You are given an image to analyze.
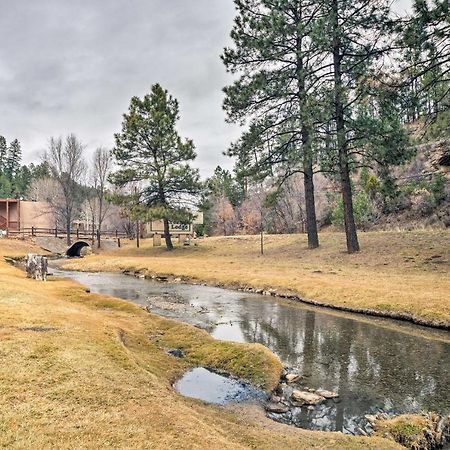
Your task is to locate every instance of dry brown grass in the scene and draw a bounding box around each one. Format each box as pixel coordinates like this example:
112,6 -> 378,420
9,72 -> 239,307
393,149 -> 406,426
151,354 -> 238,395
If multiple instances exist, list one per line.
65,230 -> 450,325
0,239 -> 399,449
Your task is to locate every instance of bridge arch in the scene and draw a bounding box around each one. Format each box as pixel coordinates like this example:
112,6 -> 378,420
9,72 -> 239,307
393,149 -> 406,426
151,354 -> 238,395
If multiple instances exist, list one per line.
66,241 -> 90,257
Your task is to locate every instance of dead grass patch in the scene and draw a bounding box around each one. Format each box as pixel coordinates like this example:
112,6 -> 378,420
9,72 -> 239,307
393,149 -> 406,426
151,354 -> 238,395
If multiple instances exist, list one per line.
0,240 -> 400,449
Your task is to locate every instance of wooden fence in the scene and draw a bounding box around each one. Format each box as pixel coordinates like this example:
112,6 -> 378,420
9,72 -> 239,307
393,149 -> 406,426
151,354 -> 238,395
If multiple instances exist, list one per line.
5,227 -> 130,240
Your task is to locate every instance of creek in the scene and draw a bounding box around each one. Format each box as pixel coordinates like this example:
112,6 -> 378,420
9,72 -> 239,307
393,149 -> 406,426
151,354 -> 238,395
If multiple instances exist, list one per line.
53,268 -> 450,435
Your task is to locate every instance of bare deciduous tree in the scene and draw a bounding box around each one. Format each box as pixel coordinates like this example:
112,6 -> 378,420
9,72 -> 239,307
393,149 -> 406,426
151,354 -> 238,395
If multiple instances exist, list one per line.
86,147 -> 113,247
210,196 -> 236,236
44,134 -> 86,245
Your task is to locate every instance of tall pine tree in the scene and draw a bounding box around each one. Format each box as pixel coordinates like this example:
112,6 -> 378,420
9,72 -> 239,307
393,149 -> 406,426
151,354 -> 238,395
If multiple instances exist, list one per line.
5,139 -> 22,180
316,0 -> 402,252
0,136 -> 7,175
110,84 -> 201,251
402,0 -> 450,118
222,0 -> 324,249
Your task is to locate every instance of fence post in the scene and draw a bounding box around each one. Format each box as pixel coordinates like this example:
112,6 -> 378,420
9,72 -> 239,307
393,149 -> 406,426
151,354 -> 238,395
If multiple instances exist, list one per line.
55,227 -> 58,238
117,237 -> 121,248
31,226 -> 35,237
136,220 -> 140,248
115,229 -> 118,238
77,228 -> 79,239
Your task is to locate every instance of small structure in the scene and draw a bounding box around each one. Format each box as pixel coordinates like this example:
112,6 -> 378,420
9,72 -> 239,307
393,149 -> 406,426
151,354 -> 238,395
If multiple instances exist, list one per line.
0,199 -> 54,232
26,254 -> 48,281
0,198 -> 20,230
142,213 -> 204,243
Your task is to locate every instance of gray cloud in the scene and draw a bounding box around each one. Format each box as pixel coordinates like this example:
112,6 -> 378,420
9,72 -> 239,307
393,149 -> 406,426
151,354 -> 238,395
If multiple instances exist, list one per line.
0,0 -> 412,177
0,0 -> 241,176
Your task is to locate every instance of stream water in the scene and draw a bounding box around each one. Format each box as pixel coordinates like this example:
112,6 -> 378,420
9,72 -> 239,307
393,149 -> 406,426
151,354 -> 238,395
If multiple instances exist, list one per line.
53,268 -> 450,434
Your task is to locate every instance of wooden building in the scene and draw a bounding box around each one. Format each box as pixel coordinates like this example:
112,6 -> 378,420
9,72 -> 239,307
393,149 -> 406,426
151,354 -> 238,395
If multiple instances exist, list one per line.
0,199 -> 20,230
0,199 -> 54,232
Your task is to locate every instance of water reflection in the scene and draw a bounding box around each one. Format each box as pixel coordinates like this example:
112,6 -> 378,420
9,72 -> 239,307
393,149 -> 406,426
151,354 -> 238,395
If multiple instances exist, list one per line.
235,300 -> 449,432
54,269 -> 450,433
174,367 -> 267,405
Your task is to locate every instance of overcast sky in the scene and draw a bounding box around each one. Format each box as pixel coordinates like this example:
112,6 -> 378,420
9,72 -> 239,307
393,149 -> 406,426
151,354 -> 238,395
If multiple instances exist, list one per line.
0,0 -> 412,177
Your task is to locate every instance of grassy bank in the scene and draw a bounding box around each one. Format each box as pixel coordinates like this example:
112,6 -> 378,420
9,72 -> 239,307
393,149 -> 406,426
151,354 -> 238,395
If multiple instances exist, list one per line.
0,239 -> 399,449
63,230 -> 450,327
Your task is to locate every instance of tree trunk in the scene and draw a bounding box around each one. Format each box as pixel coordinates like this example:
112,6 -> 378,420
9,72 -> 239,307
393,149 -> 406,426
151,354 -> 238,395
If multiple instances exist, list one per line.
332,0 -> 360,253
91,218 -> 96,246
302,131 -> 319,249
163,218 -> 173,250
66,216 -> 71,246
97,200 -> 103,249
303,164 -> 319,249
339,156 -> 359,252
295,7 -> 319,250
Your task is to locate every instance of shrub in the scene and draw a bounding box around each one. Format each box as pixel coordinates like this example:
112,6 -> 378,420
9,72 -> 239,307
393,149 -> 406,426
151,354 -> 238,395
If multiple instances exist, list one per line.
429,173 -> 447,205
410,188 -> 435,216
331,191 -> 375,228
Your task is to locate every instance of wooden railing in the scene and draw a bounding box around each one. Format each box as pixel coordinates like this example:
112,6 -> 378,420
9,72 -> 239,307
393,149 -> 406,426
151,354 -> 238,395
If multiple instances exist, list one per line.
6,227 -> 130,240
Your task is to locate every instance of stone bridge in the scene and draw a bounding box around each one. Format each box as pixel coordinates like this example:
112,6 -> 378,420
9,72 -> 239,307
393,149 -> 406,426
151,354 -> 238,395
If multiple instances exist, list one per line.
66,241 -> 90,257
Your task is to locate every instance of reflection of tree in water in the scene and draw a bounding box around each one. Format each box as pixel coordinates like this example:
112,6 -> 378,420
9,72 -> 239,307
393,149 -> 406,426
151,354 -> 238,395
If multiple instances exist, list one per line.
239,304 -> 304,366
237,301 -> 450,433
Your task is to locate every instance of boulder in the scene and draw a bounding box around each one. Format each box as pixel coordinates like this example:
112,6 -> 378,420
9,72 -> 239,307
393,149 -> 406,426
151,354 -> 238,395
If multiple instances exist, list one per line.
316,389 -> 339,399
167,348 -> 185,358
286,373 -> 301,383
265,402 -> 289,414
291,390 -> 325,405
365,414 -> 378,425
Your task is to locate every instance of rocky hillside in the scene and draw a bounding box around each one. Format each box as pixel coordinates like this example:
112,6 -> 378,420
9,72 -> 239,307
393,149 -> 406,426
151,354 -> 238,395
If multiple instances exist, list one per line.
375,139 -> 450,230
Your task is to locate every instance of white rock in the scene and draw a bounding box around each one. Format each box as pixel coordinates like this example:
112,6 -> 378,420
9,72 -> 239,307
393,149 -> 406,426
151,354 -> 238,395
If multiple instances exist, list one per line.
291,390 -> 325,405
365,414 -> 378,424
286,373 -> 301,383
315,389 -> 339,399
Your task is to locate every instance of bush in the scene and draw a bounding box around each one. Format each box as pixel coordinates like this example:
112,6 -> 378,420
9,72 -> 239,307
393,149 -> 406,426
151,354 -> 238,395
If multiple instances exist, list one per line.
331,191 -> 375,229
379,173 -> 401,214
425,110 -> 450,140
429,173 -> 447,204
194,223 -> 207,237
410,188 -> 435,216
401,173 -> 447,213
360,168 -> 381,199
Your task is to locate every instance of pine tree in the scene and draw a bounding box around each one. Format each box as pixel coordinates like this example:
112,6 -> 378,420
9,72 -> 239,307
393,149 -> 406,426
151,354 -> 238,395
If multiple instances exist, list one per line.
317,0 -> 400,252
402,0 -> 450,119
30,161 -> 51,180
14,165 -> 33,198
0,136 -> 8,175
207,166 -> 244,208
110,84 -> 201,251
0,174 -> 13,198
222,0 -> 323,249
5,139 -> 22,181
